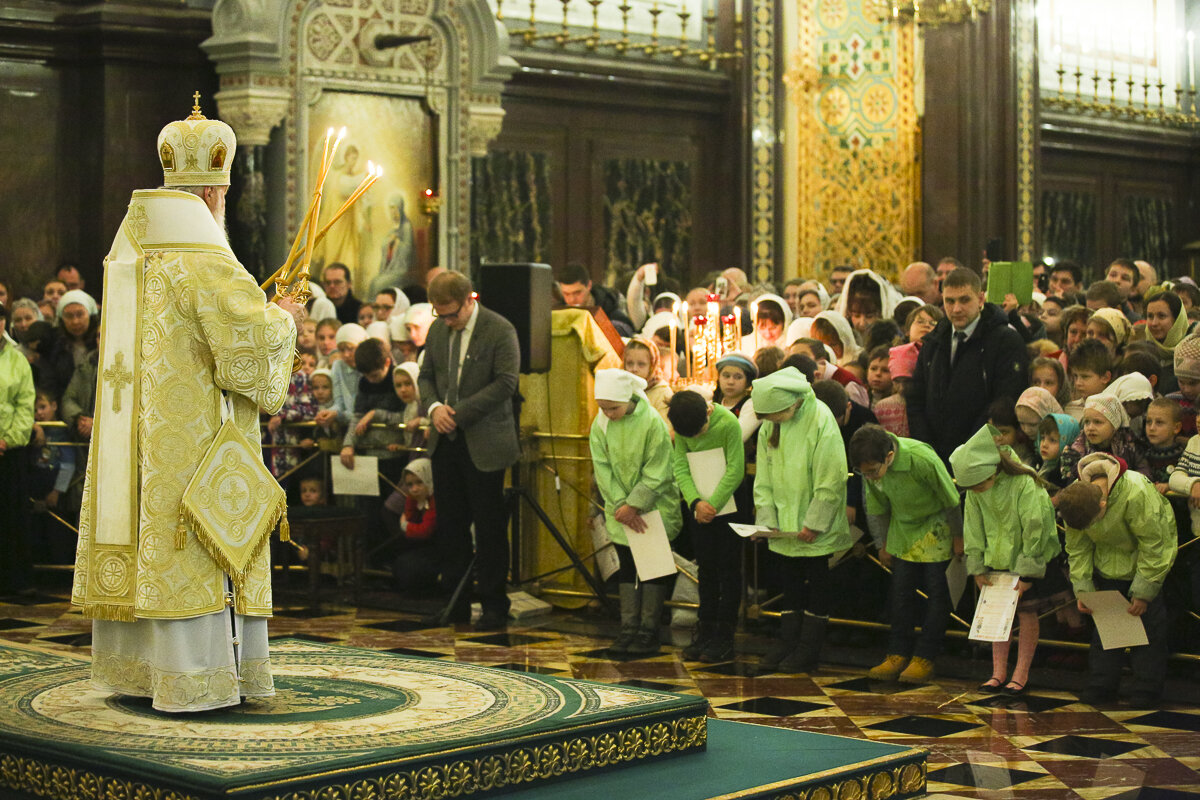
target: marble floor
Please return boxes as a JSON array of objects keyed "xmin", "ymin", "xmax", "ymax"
[{"xmin": 5, "ymin": 577, "xmax": 1200, "ymax": 800}]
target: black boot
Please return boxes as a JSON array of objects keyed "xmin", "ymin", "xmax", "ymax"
[
  {"xmin": 758, "ymin": 612, "xmax": 800, "ymax": 673},
  {"xmin": 699, "ymin": 622, "xmax": 736, "ymax": 663},
  {"xmin": 682, "ymin": 621, "xmax": 716, "ymax": 661},
  {"xmin": 780, "ymin": 612, "xmax": 827, "ymax": 674},
  {"xmin": 608, "ymin": 584, "xmax": 641, "ymax": 656}
]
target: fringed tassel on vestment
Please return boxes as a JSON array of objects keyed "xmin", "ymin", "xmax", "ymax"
[{"xmin": 176, "ymin": 511, "xmax": 188, "ymax": 550}]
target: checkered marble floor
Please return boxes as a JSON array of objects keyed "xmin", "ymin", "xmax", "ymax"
[{"xmin": 5, "ymin": 585, "xmax": 1200, "ymax": 800}]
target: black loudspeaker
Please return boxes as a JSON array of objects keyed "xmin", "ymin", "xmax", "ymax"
[{"xmin": 479, "ymin": 262, "xmax": 552, "ymax": 374}]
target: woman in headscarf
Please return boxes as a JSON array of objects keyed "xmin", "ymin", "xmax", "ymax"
[
  {"xmin": 752, "ymin": 294, "xmax": 793, "ymax": 353},
  {"xmin": 45, "ymin": 289, "xmax": 99, "ymax": 399},
  {"xmin": 811, "ymin": 310, "xmax": 862, "ymax": 367}
]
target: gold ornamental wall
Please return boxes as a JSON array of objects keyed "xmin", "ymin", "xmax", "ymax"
[{"xmin": 782, "ymin": 0, "xmax": 921, "ymax": 283}]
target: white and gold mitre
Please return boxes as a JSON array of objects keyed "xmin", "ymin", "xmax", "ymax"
[{"xmin": 157, "ymin": 92, "xmax": 236, "ymax": 187}]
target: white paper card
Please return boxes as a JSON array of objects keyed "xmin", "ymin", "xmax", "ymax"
[
  {"xmin": 946, "ymin": 555, "xmax": 969, "ymax": 609},
  {"xmin": 729, "ymin": 523, "xmax": 794, "ymax": 539},
  {"xmin": 589, "ymin": 514, "xmax": 620, "ymax": 582},
  {"xmin": 1077, "ymin": 590, "xmax": 1150, "ymax": 650},
  {"xmin": 622, "ymin": 509, "xmax": 678, "ymax": 581},
  {"xmin": 686, "ymin": 448, "xmax": 737, "ymax": 517},
  {"xmin": 968, "ymin": 572, "xmax": 1020, "ymax": 642},
  {"xmin": 331, "ymin": 455, "xmax": 380, "ymax": 496}
]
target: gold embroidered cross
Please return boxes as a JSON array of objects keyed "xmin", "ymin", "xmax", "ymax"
[
  {"xmin": 103, "ymin": 352, "xmax": 133, "ymax": 413},
  {"xmin": 220, "ymin": 480, "xmax": 247, "ymax": 513}
]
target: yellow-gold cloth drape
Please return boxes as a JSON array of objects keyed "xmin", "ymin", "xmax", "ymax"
[{"xmin": 517, "ymin": 310, "xmax": 620, "ymax": 608}]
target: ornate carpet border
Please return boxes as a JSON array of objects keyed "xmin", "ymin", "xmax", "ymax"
[
  {"xmin": 709, "ymin": 750, "xmax": 927, "ymax": 800},
  {"xmin": 0, "ymin": 713, "xmax": 707, "ymax": 800}
]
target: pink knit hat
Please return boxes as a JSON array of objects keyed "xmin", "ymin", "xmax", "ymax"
[{"xmin": 888, "ymin": 342, "xmax": 919, "ymax": 379}]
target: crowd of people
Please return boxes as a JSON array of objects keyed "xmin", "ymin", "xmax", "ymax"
[{"xmin": 2, "ymin": 252, "xmax": 1199, "ymax": 705}]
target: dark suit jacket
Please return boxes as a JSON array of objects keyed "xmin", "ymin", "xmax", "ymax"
[{"xmin": 418, "ymin": 304, "xmax": 521, "ymax": 472}]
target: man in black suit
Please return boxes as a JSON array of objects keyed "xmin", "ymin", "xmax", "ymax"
[{"xmin": 419, "ymin": 271, "xmax": 521, "ymax": 630}]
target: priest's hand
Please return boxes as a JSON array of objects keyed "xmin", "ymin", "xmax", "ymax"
[
  {"xmin": 340, "ymin": 446, "xmax": 355, "ymax": 469},
  {"xmin": 276, "ymin": 295, "xmax": 307, "ymax": 328},
  {"xmin": 432, "ymin": 405, "xmax": 457, "ymax": 434}
]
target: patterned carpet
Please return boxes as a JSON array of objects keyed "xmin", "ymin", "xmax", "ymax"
[{"xmin": 3, "ymin": 578, "xmax": 1200, "ymax": 799}]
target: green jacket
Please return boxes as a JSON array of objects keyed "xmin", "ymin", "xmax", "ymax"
[
  {"xmin": 963, "ymin": 470, "xmax": 1060, "ymax": 578},
  {"xmin": 863, "ymin": 434, "xmax": 961, "ymax": 562},
  {"xmin": 0, "ymin": 341, "xmax": 34, "ymax": 447},
  {"xmin": 671, "ymin": 404, "xmax": 744, "ymax": 512},
  {"xmin": 590, "ymin": 395, "xmax": 681, "ymax": 546},
  {"xmin": 753, "ymin": 385, "xmax": 850, "ymax": 557},
  {"xmin": 1065, "ymin": 470, "xmax": 1177, "ymax": 600}
]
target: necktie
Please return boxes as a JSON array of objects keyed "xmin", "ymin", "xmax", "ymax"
[
  {"xmin": 447, "ymin": 329, "xmax": 462, "ymax": 406},
  {"xmin": 952, "ymin": 331, "xmax": 967, "ymax": 365}
]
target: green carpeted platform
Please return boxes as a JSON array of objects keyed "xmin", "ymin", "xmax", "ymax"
[
  {"xmin": 0, "ymin": 638, "xmax": 707, "ymax": 799},
  {"xmin": 508, "ymin": 719, "xmax": 927, "ymax": 799},
  {"xmin": 0, "ymin": 638, "xmax": 926, "ymax": 800}
]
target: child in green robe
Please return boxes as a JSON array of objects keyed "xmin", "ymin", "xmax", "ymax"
[
  {"xmin": 951, "ymin": 425, "xmax": 1061, "ymax": 696},
  {"xmin": 751, "ymin": 367, "xmax": 850, "ymax": 674},
  {"xmin": 668, "ymin": 390, "xmax": 746, "ymax": 662},
  {"xmin": 1057, "ymin": 452, "xmax": 1177, "ymax": 707},
  {"xmin": 849, "ymin": 424, "xmax": 962, "ymax": 684},
  {"xmin": 589, "ymin": 368, "xmax": 682, "ymax": 657}
]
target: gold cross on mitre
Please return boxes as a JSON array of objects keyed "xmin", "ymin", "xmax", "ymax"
[
  {"xmin": 188, "ymin": 90, "xmax": 206, "ymax": 121},
  {"xmin": 103, "ymin": 352, "xmax": 133, "ymax": 413}
]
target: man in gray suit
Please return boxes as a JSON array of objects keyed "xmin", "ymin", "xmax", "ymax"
[{"xmin": 419, "ymin": 270, "xmax": 521, "ymax": 630}]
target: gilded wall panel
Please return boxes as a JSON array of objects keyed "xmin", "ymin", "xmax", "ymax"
[{"xmin": 784, "ymin": 0, "xmax": 919, "ymax": 282}]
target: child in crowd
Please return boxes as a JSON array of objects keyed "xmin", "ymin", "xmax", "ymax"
[
  {"xmin": 1146, "ymin": 397, "xmax": 1185, "ymax": 494},
  {"xmin": 266, "ymin": 369, "xmax": 317, "ymax": 482},
  {"xmin": 865, "ymin": 345, "xmax": 893, "ymax": 408},
  {"xmin": 1036, "ymin": 414, "xmax": 1080, "ymax": 490},
  {"xmin": 989, "ymin": 397, "xmax": 1035, "ymax": 465},
  {"xmin": 752, "ymin": 368, "xmax": 850, "ymax": 673},
  {"xmin": 1108, "ymin": 372, "xmax": 1154, "ymax": 446},
  {"xmin": 1063, "ymin": 393, "xmax": 1149, "ymax": 480},
  {"xmin": 310, "ymin": 368, "xmax": 342, "ymax": 443},
  {"xmin": 332, "ymin": 323, "xmax": 369, "ymax": 426},
  {"xmin": 340, "ymin": 338, "xmax": 407, "ymax": 549},
  {"xmin": 1086, "ymin": 308, "xmax": 1131, "ymax": 357},
  {"xmin": 1015, "ymin": 387, "xmax": 1064, "ymax": 455},
  {"xmin": 381, "ymin": 458, "xmax": 440, "ymax": 593},
  {"xmin": 1030, "ymin": 356, "xmax": 1073, "ymax": 410},
  {"xmin": 668, "ymin": 390, "xmax": 746, "ymax": 662},
  {"xmin": 590, "ymin": 369, "xmax": 681, "ymax": 657},
  {"xmin": 315, "ymin": 318, "xmax": 341, "ymax": 368},
  {"xmin": 754, "ymin": 346, "xmax": 786, "ymax": 379},
  {"xmin": 1066, "ymin": 339, "xmax": 1114, "ymax": 421},
  {"xmin": 28, "ymin": 391, "xmax": 76, "ymax": 563},
  {"xmin": 297, "ymin": 319, "xmax": 318, "ymax": 357},
  {"xmin": 1058, "ymin": 453, "xmax": 1176, "ymax": 706},
  {"xmin": 383, "ymin": 362, "xmax": 427, "ymax": 457},
  {"xmin": 623, "ymin": 336, "xmax": 673, "ymax": 428},
  {"xmin": 950, "ymin": 425, "xmax": 1060, "ymax": 695},
  {"xmin": 1166, "ymin": 405, "xmax": 1200, "ymax": 629},
  {"xmin": 850, "ymin": 424, "xmax": 961, "ymax": 684},
  {"xmin": 1168, "ymin": 333, "xmax": 1200, "ymax": 436},
  {"xmin": 873, "ymin": 345, "xmax": 915, "ymax": 437},
  {"xmin": 713, "ymin": 352, "xmax": 761, "ymax": 512}
]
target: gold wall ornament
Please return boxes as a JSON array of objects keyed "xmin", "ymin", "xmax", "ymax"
[{"xmin": 866, "ymin": 0, "xmax": 991, "ymax": 27}]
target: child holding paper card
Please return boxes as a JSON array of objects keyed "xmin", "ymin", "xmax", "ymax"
[
  {"xmin": 751, "ymin": 367, "xmax": 850, "ymax": 674},
  {"xmin": 589, "ymin": 369, "xmax": 682, "ymax": 657},
  {"xmin": 667, "ymin": 390, "xmax": 746, "ymax": 662},
  {"xmin": 1057, "ymin": 452, "xmax": 1177, "ymax": 707},
  {"xmin": 950, "ymin": 424, "xmax": 1061, "ymax": 696},
  {"xmin": 849, "ymin": 424, "xmax": 962, "ymax": 685}
]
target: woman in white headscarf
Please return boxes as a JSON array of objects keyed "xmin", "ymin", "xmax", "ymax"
[
  {"xmin": 811, "ymin": 310, "xmax": 862, "ymax": 366},
  {"xmin": 752, "ymin": 294, "xmax": 794, "ymax": 353}
]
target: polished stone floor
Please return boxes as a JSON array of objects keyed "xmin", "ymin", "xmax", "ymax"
[{"xmin": 5, "ymin": 577, "xmax": 1200, "ymax": 800}]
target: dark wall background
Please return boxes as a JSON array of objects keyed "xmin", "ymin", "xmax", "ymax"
[
  {"xmin": 0, "ymin": 3, "xmax": 217, "ymax": 303},
  {"xmin": 471, "ymin": 54, "xmax": 740, "ymax": 293}
]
